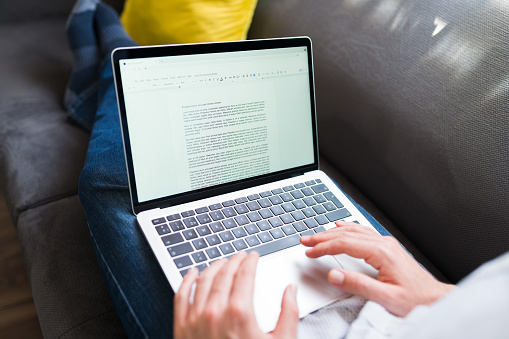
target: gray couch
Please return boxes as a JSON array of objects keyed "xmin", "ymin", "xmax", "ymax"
[{"xmin": 1, "ymin": 0, "xmax": 508, "ymax": 337}]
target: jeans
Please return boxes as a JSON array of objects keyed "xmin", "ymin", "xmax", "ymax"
[{"xmin": 77, "ymin": 52, "xmax": 391, "ymax": 339}]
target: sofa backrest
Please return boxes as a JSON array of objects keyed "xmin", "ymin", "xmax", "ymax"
[{"xmin": 249, "ymin": 0, "xmax": 509, "ymax": 283}]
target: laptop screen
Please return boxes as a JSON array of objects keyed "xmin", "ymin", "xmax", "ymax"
[{"xmin": 113, "ymin": 38, "xmax": 318, "ymax": 213}]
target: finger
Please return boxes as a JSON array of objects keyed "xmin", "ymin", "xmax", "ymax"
[
  {"xmin": 328, "ymin": 268, "xmax": 398, "ymax": 313},
  {"xmin": 229, "ymin": 251, "xmax": 259, "ymax": 306},
  {"xmin": 206, "ymin": 252, "xmax": 248, "ymax": 309},
  {"xmin": 191, "ymin": 259, "xmax": 228, "ymax": 314},
  {"xmin": 271, "ymin": 284, "xmax": 299, "ymax": 338},
  {"xmin": 174, "ymin": 267, "xmax": 199, "ymax": 332},
  {"xmin": 300, "ymin": 225, "xmax": 379, "ymax": 247}
]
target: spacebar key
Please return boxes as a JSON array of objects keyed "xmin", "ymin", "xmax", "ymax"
[{"xmin": 247, "ymin": 234, "xmax": 301, "ymax": 257}]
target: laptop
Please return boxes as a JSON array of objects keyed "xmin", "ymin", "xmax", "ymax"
[{"xmin": 112, "ymin": 37, "xmax": 378, "ymax": 333}]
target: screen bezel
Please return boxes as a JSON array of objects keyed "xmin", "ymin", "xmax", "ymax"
[{"xmin": 112, "ymin": 37, "xmax": 319, "ymax": 215}]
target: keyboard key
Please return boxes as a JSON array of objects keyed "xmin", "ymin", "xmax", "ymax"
[
  {"xmin": 235, "ymin": 215, "xmax": 250, "ymax": 226},
  {"xmin": 281, "ymin": 202, "xmax": 296, "ymax": 213},
  {"xmin": 258, "ymin": 232, "xmax": 273, "ymax": 243},
  {"xmin": 270, "ymin": 228, "xmax": 285, "ymax": 239},
  {"xmin": 292, "ymin": 221, "xmax": 307, "ymax": 232},
  {"xmin": 248, "ymin": 194, "xmax": 261, "ymax": 201},
  {"xmin": 311, "ymin": 184, "xmax": 329, "ymax": 194},
  {"xmin": 303, "ymin": 197, "xmax": 316, "ymax": 206},
  {"xmin": 183, "ymin": 229, "xmax": 198, "ymax": 240},
  {"xmin": 280, "ymin": 214, "xmax": 295, "ymax": 224},
  {"xmin": 300, "ymin": 230, "xmax": 315, "ymax": 237},
  {"xmin": 232, "ymin": 239, "xmax": 248, "ymax": 251},
  {"xmin": 181, "ymin": 210, "xmax": 195, "ymax": 217},
  {"xmin": 325, "ymin": 208, "xmax": 352, "ymax": 221},
  {"xmin": 294, "ymin": 183, "xmax": 305, "ymax": 189},
  {"xmin": 260, "ymin": 191, "xmax": 272, "ymax": 198},
  {"xmin": 232, "ymin": 227, "xmax": 248, "ymax": 238},
  {"xmin": 192, "ymin": 238, "xmax": 208, "ymax": 250},
  {"xmin": 219, "ymin": 230, "xmax": 234, "ymax": 242},
  {"xmin": 168, "ymin": 243, "xmax": 194, "ymax": 257},
  {"xmin": 155, "ymin": 224, "xmax": 171, "ymax": 235},
  {"xmin": 290, "ymin": 190, "xmax": 305, "ymax": 199},
  {"xmin": 304, "ymin": 218, "xmax": 319, "ymax": 229},
  {"xmin": 271, "ymin": 188, "xmax": 284, "ymax": 194},
  {"xmin": 256, "ymin": 220, "xmax": 272, "ymax": 231},
  {"xmin": 222, "ymin": 207, "xmax": 237, "ymax": 218},
  {"xmin": 323, "ymin": 202, "xmax": 337, "ymax": 211},
  {"xmin": 258, "ymin": 198, "xmax": 272, "ymax": 208},
  {"xmin": 314, "ymin": 194, "xmax": 327, "ymax": 204},
  {"xmin": 152, "ymin": 217, "xmax": 166, "ymax": 225},
  {"xmin": 209, "ymin": 203, "xmax": 223, "ymax": 211},
  {"xmin": 314, "ymin": 226, "xmax": 326, "ymax": 233},
  {"xmin": 269, "ymin": 195, "xmax": 283, "ymax": 205},
  {"xmin": 315, "ymin": 215, "xmax": 329, "ymax": 225},
  {"xmin": 269, "ymin": 217, "xmax": 284, "ymax": 228},
  {"xmin": 206, "ymin": 234, "xmax": 221, "ymax": 246},
  {"xmin": 222, "ymin": 200, "xmax": 236, "ymax": 207},
  {"xmin": 313, "ymin": 205, "xmax": 327, "ymax": 214},
  {"xmin": 259, "ymin": 209, "xmax": 273, "ymax": 219},
  {"xmin": 196, "ymin": 214, "xmax": 212, "ymax": 224},
  {"xmin": 292, "ymin": 200, "xmax": 307, "ymax": 209},
  {"xmin": 302, "ymin": 208, "xmax": 317, "ymax": 218},
  {"xmin": 192, "ymin": 251, "xmax": 207, "ymax": 263},
  {"xmin": 283, "ymin": 185, "xmax": 295, "ymax": 192},
  {"xmin": 196, "ymin": 263, "xmax": 208, "ymax": 272},
  {"xmin": 270, "ymin": 205, "xmax": 285, "ymax": 216},
  {"xmin": 169, "ymin": 220, "xmax": 185, "ymax": 232},
  {"xmin": 280, "ymin": 193, "xmax": 294, "ymax": 202},
  {"xmin": 247, "ymin": 212, "xmax": 262, "ymax": 222},
  {"xmin": 305, "ymin": 180, "xmax": 316, "ymax": 186},
  {"xmin": 174, "ymin": 255, "xmax": 193, "ymax": 269},
  {"xmin": 180, "ymin": 268, "xmax": 190, "ymax": 277},
  {"xmin": 234, "ymin": 204, "xmax": 249, "ymax": 214},
  {"xmin": 183, "ymin": 217, "xmax": 198, "ymax": 228},
  {"xmin": 316, "ymin": 179, "xmax": 322, "ymax": 183},
  {"xmin": 206, "ymin": 247, "xmax": 221, "ymax": 259},
  {"xmin": 219, "ymin": 243, "xmax": 235, "ymax": 255},
  {"xmin": 195, "ymin": 207, "xmax": 209, "ymax": 214},
  {"xmin": 246, "ymin": 235, "xmax": 261, "ymax": 247},
  {"xmin": 235, "ymin": 197, "xmax": 248, "ymax": 203},
  {"xmin": 291, "ymin": 210, "xmax": 306, "ymax": 221},
  {"xmin": 166, "ymin": 214, "xmax": 181, "ymax": 221},
  {"xmin": 245, "ymin": 224, "xmax": 260, "ymax": 235},
  {"xmin": 196, "ymin": 225, "xmax": 212, "ymax": 236},
  {"xmin": 323, "ymin": 191, "xmax": 344, "ymax": 208},
  {"xmin": 161, "ymin": 233, "xmax": 184, "ymax": 246},
  {"xmin": 301, "ymin": 187, "xmax": 314, "ymax": 196},
  {"xmin": 209, "ymin": 222, "xmax": 225, "ymax": 233},
  {"xmin": 247, "ymin": 234, "xmax": 300, "ymax": 257},
  {"xmin": 209, "ymin": 210, "xmax": 225, "ymax": 221},
  {"xmin": 282, "ymin": 225, "xmax": 297, "ymax": 235},
  {"xmin": 246, "ymin": 201, "xmax": 261, "ymax": 211},
  {"xmin": 222, "ymin": 218, "xmax": 237, "ymax": 229}
]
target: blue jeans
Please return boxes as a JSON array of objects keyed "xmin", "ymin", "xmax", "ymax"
[{"xmin": 78, "ymin": 56, "xmax": 390, "ymax": 338}]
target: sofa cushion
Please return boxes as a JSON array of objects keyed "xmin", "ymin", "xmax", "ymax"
[
  {"xmin": 16, "ymin": 195, "xmax": 125, "ymax": 338},
  {"xmin": 249, "ymin": 0, "xmax": 509, "ymax": 283}
]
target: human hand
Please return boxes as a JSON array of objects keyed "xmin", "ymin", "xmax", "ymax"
[
  {"xmin": 300, "ymin": 222, "xmax": 455, "ymax": 317},
  {"xmin": 174, "ymin": 251, "xmax": 299, "ymax": 339}
]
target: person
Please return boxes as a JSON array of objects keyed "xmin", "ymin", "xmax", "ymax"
[{"xmin": 66, "ymin": 1, "xmax": 509, "ymax": 338}]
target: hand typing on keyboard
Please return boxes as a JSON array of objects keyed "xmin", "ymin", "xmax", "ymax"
[
  {"xmin": 301, "ymin": 221, "xmax": 456, "ymax": 317},
  {"xmin": 174, "ymin": 251, "xmax": 299, "ymax": 339}
]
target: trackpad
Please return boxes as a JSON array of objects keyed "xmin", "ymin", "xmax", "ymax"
[{"xmin": 253, "ymin": 246, "xmax": 349, "ymax": 333}]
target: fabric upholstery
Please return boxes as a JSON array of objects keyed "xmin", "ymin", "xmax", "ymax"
[
  {"xmin": 249, "ymin": 0, "xmax": 509, "ymax": 283},
  {"xmin": 16, "ymin": 196, "xmax": 125, "ymax": 338}
]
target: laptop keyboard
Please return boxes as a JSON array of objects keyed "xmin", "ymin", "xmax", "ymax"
[{"xmin": 150, "ymin": 179, "xmax": 353, "ymax": 277}]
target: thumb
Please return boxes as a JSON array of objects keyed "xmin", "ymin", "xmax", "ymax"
[
  {"xmin": 328, "ymin": 269, "xmax": 390, "ymax": 303},
  {"xmin": 271, "ymin": 284, "xmax": 299, "ymax": 338}
]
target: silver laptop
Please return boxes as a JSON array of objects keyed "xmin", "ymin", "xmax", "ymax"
[{"xmin": 112, "ymin": 37, "xmax": 378, "ymax": 333}]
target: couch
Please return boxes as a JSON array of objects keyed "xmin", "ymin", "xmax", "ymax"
[{"xmin": 1, "ymin": 0, "xmax": 508, "ymax": 337}]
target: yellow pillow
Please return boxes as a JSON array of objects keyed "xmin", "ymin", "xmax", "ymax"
[{"xmin": 121, "ymin": 0, "xmax": 258, "ymax": 45}]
